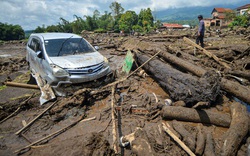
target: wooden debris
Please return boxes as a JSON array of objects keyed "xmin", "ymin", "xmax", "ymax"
[
  {"xmin": 0, "ymin": 94, "xmax": 34, "ymax": 124},
  {"xmin": 162, "ymin": 122, "xmax": 195, "ymax": 156},
  {"xmin": 136, "ymin": 52, "xmax": 220, "ymax": 104},
  {"xmin": 195, "ymin": 124, "xmax": 206, "ymax": 155},
  {"xmin": 220, "ymin": 102, "xmax": 249, "ymax": 156},
  {"xmin": 172, "ymin": 120, "xmax": 196, "ymax": 152},
  {"xmin": 156, "ymin": 50, "xmax": 250, "ymax": 104},
  {"xmin": 15, "ymin": 101, "xmax": 58, "ymax": 135},
  {"xmin": 4, "ymin": 81, "xmax": 39, "ymax": 89},
  {"xmin": 221, "ymin": 78, "xmax": 250, "ymax": 104},
  {"xmin": 14, "ymin": 116, "xmax": 96, "ymax": 154},
  {"xmin": 161, "ymin": 106, "xmax": 231, "ymax": 127},
  {"xmin": 183, "ymin": 37, "xmax": 231, "ymax": 69},
  {"xmin": 111, "ymin": 85, "xmax": 118, "ymax": 154},
  {"xmin": 204, "ymin": 131, "xmax": 216, "ymax": 156}
]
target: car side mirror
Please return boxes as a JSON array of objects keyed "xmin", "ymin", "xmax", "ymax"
[
  {"xmin": 94, "ymin": 46, "xmax": 99, "ymax": 51},
  {"xmin": 36, "ymin": 51, "xmax": 43, "ymax": 58}
]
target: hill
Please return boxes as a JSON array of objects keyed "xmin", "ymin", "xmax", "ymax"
[{"xmin": 154, "ymin": 2, "xmax": 248, "ymax": 24}]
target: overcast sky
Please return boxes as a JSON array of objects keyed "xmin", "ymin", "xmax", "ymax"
[{"xmin": 0, "ymin": 0, "xmax": 248, "ymax": 30}]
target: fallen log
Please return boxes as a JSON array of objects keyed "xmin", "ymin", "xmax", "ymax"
[
  {"xmin": 183, "ymin": 37, "xmax": 231, "ymax": 69},
  {"xmin": 172, "ymin": 120, "xmax": 196, "ymax": 152},
  {"xmin": 227, "ymin": 70, "xmax": 250, "ymax": 80},
  {"xmin": 162, "ymin": 122, "xmax": 195, "ymax": 156},
  {"xmin": 154, "ymin": 50, "xmax": 250, "ymax": 104},
  {"xmin": 195, "ymin": 124, "xmax": 206, "ymax": 155},
  {"xmin": 220, "ymin": 102, "xmax": 249, "ymax": 156},
  {"xmin": 161, "ymin": 106, "xmax": 231, "ymax": 127},
  {"xmin": 204, "ymin": 132, "xmax": 216, "ymax": 156},
  {"xmin": 220, "ymin": 78, "xmax": 250, "ymax": 104},
  {"xmin": 149, "ymin": 35, "xmax": 188, "ymax": 39},
  {"xmin": 136, "ymin": 53, "xmax": 220, "ymax": 104}
]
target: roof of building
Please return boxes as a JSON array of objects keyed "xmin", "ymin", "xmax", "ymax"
[
  {"xmin": 211, "ymin": 8, "xmax": 233, "ymax": 14},
  {"xmin": 236, "ymin": 4, "xmax": 250, "ymax": 10},
  {"xmin": 162, "ymin": 23, "xmax": 183, "ymax": 28}
]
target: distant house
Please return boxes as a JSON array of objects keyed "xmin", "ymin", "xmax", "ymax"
[
  {"xmin": 162, "ymin": 23, "xmax": 183, "ymax": 29},
  {"xmin": 236, "ymin": 4, "xmax": 250, "ymax": 15},
  {"xmin": 203, "ymin": 8, "xmax": 233, "ymax": 27}
]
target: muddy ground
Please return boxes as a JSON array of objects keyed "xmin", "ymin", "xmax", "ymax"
[{"xmin": 0, "ymin": 27, "xmax": 250, "ymax": 156}]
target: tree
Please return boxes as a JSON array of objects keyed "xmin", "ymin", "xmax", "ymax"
[
  {"xmin": 58, "ymin": 17, "xmax": 73, "ymax": 33},
  {"xmin": 109, "ymin": 1, "xmax": 124, "ymax": 21},
  {"xmin": 34, "ymin": 26, "xmax": 46, "ymax": 33},
  {"xmin": 98, "ymin": 11, "xmax": 114, "ymax": 30},
  {"xmin": 109, "ymin": 1, "xmax": 124, "ymax": 31},
  {"xmin": 138, "ymin": 8, "xmax": 154, "ymax": 28},
  {"xmin": 72, "ymin": 15, "xmax": 86, "ymax": 34},
  {"xmin": 46, "ymin": 25, "xmax": 60, "ymax": 32},
  {"xmin": 0, "ymin": 22, "xmax": 24, "ymax": 40},
  {"xmin": 119, "ymin": 11, "xmax": 138, "ymax": 32},
  {"xmin": 228, "ymin": 13, "xmax": 249, "ymax": 28},
  {"xmin": 85, "ymin": 15, "xmax": 97, "ymax": 31}
]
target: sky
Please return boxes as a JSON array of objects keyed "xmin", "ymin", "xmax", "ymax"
[{"xmin": 0, "ymin": 0, "xmax": 248, "ymax": 30}]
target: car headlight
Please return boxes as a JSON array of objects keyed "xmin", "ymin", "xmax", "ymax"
[
  {"xmin": 51, "ymin": 65, "xmax": 69, "ymax": 77},
  {"xmin": 103, "ymin": 57, "xmax": 109, "ymax": 68}
]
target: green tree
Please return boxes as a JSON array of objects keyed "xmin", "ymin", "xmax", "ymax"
[
  {"xmin": 85, "ymin": 15, "xmax": 97, "ymax": 31},
  {"xmin": 58, "ymin": 17, "xmax": 73, "ymax": 33},
  {"xmin": 229, "ymin": 14, "xmax": 249, "ymax": 28},
  {"xmin": 109, "ymin": 1, "xmax": 124, "ymax": 31},
  {"xmin": 109, "ymin": 1, "xmax": 124, "ymax": 21},
  {"xmin": 119, "ymin": 11, "xmax": 138, "ymax": 33},
  {"xmin": 138, "ymin": 8, "xmax": 154, "ymax": 28},
  {"xmin": 98, "ymin": 11, "xmax": 114, "ymax": 30},
  {"xmin": 0, "ymin": 22, "xmax": 24, "ymax": 40},
  {"xmin": 34, "ymin": 26, "xmax": 46, "ymax": 33},
  {"xmin": 46, "ymin": 25, "xmax": 60, "ymax": 32},
  {"xmin": 72, "ymin": 15, "xmax": 86, "ymax": 34}
]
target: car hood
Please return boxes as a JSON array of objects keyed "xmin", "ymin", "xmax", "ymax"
[{"xmin": 49, "ymin": 52, "xmax": 104, "ymax": 68}]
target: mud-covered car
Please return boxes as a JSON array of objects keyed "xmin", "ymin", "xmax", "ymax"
[{"xmin": 26, "ymin": 33, "xmax": 111, "ymax": 93}]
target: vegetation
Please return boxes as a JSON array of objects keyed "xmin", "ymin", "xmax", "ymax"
[
  {"xmin": 2, "ymin": 1, "xmax": 249, "ymax": 40},
  {"xmin": 0, "ymin": 22, "xmax": 25, "ymax": 41},
  {"xmin": 29, "ymin": 1, "xmax": 155, "ymax": 35}
]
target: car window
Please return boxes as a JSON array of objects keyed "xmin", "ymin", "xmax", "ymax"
[
  {"xmin": 29, "ymin": 38, "xmax": 42, "ymax": 52},
  {"xmin": 44, "ymin": 38, "xmax": 95, "ymax": 57}
]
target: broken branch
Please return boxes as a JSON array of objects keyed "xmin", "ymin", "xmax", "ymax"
[
  {"xmin": 183, "ymin": 37, "xmax": 231, "ymax": 69},
  {"xmin": 15, "ymin": 100, "xmax": 58, "ymax": 135},
  {"xmin": 162, "ymin": 122, "xmax": 195, "ymax": 156},
  {"xmin": 14, "ymin": 116, "xmax": 96, "ymax": 154}
]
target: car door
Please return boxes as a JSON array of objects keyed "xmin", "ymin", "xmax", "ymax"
[{"xmin": 28, "ymin": 37, "xmax": 46, "ymax": 79}]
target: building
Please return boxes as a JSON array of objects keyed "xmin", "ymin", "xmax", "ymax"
[
  {"xmin": 236, "ymin": 4, "xmax": 250, "ymax": 15},
  {"xmin": 203, "ymin": 8, "xmax": 233, "ymax": 27}
]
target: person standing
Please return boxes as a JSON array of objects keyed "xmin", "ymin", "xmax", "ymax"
[{"xmin": 196, "ymin": 15, "xmax": 205, "ymax": 48}]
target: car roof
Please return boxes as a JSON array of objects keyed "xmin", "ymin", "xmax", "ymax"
[{"xmin": 30, "ymin": 33, "xmax": 81, "ymax": 40}]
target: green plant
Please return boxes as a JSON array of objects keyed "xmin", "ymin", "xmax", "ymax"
[{"xmin": 0, "ymin": 85, "xmax": 7, "ymax": 91}]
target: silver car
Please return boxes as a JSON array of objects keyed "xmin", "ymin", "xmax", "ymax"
[{"xmin": 26, "ymin": 33, "xmax": 111, "ymax": 92}]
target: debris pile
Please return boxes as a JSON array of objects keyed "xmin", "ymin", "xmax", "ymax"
[{"xmin": 0, "ymin": 28, "xmax": 250, "ymax": 156}]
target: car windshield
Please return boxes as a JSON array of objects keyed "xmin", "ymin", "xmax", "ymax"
[{"xmin": 44, "ymin": 38, "xmax": 96, "ymax": 56}]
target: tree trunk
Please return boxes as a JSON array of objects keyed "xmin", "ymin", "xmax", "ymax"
[
  {"xmin": 161, "ymin": 106, "xmax": 231, "ymax": 127},
  {"xmin": 155, "ymin": 50, "xmax": 250, "ymax": 104},
  {"xmin": 220, "ymin": 102, "xmax": 249, "ymax": 156},
  {"xmin": 136, "ymin": 53, "xmax": 220, "ymax": 104}
]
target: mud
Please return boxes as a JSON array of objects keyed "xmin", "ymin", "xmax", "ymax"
[{"xmin": 0, "ymin": 28, "xmax": 250, "ymax": 156}]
